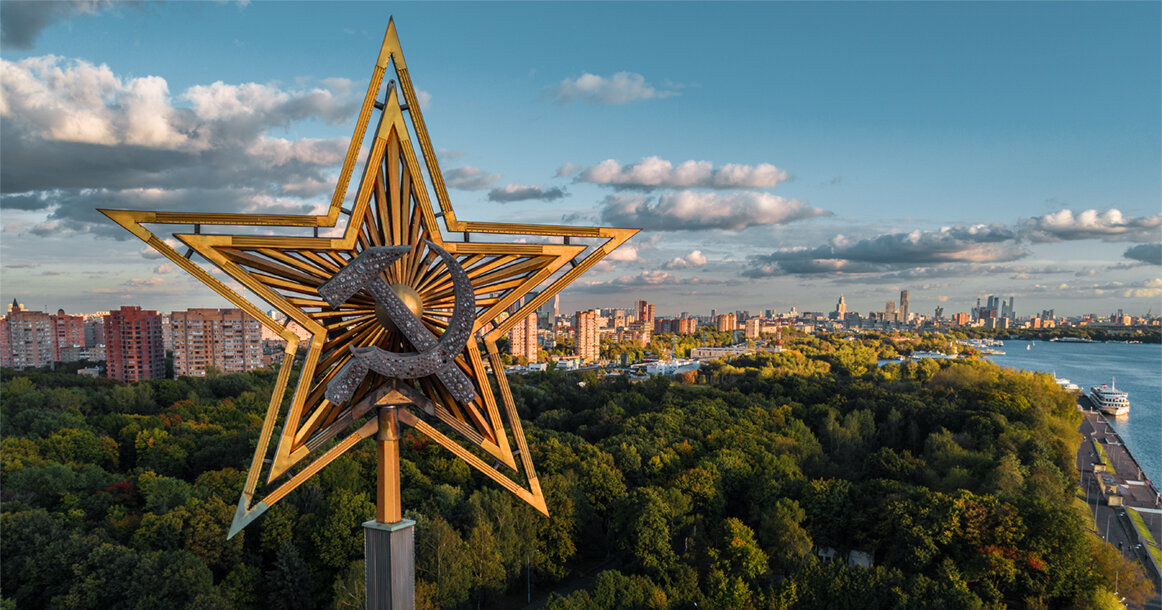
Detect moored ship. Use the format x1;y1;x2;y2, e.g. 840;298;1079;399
1089;379;1130;416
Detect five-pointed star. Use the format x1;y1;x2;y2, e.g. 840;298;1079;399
100;19;637;537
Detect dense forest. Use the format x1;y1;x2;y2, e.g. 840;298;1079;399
1;333;1154;608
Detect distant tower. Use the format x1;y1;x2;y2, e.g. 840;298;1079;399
899;290;910;323
836;295;847;317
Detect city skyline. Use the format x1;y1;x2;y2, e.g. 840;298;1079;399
2;3;1160;317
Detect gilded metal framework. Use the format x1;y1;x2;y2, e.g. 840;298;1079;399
101;19;637;537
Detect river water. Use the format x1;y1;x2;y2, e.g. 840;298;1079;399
985;341;1161;485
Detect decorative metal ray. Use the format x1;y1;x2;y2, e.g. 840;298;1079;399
99;18;638;538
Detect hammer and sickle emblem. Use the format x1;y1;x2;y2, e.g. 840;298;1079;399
319;242;477;406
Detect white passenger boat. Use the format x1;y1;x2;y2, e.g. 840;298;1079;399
1089;379;1130;416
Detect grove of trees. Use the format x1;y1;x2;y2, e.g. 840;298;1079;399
1;332;1154;608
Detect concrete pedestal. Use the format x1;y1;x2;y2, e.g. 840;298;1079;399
363;518;415;609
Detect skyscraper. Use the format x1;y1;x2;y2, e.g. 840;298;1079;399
574;310;599;362
170;308;264;376
836;295;847;318
105;306;165;382
899;290;909;323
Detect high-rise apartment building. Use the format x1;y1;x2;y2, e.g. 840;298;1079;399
507;299;538;364
84;317;105;347
105;306;165;382
716;313;737;332
635;300;655;329
51;309;85;362
899;290;909;323
574;310;599;362
884;302;897;322
0;301;54;369
744;317;761;340
171;308;264;376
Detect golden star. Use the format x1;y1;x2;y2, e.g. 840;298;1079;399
100;19;637;537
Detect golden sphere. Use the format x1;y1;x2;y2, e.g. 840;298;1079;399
374;283;424;333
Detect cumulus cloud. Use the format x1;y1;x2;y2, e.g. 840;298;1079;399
577;156;788;190
487;183;567;203
605;244;639;262
0;55;360;236
551;72;678;105
1021;208;1162;243
744;225;1026;278
1123;243;1162;266
555;162;578;178
663;250;708;270
442;166;501;191
599;191;829;231
1;0;127;50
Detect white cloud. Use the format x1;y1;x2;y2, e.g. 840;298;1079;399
551;72;678;105
663;250;708;269
605;244;639;262
415;89;432;110
577;156;787;190
1022;208;1162;243
0;54;362;238
555;162;578;178
600;191;830;231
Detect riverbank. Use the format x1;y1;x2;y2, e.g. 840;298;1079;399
989;340;1162;487
1077;397;1162;604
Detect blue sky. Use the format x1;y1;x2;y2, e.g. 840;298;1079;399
1;1;1159;318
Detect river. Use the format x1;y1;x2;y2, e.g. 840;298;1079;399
985;341;1161;486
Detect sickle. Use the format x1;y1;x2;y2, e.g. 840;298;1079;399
319;241;477;405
